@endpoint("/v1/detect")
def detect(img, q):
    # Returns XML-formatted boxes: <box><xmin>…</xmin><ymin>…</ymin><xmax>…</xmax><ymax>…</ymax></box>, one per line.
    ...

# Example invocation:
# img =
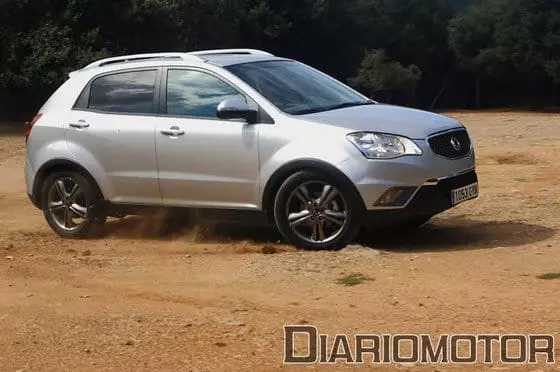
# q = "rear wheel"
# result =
<box><xmin>273</xmin><ymin>171</ymin><xmax>363</xmax><ymax>250</ymax></box>
<box><xmin>41</xmin><ymin>171</ymin><xmax>106</xmax><ymax>238</ymax></box>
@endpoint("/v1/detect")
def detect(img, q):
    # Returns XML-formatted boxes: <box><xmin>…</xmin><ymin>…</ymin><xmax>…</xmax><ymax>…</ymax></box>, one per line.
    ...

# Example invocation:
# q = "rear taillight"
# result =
<box><xmin>24</xmin><ymin>113</ymin><xmax>42</xmax><ymax>143</ymax></box>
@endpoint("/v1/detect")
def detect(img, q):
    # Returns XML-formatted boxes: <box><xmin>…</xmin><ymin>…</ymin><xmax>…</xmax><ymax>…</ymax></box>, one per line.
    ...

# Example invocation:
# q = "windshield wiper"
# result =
<box><xmin>292</xmin><ymin>100</ymin><xmax>375</xmax><ymax>115</ymax></box>
<box><xmin>324</xmin><ymin>100</ymin><xmax>375</xmax><ymax>111</ymax></box>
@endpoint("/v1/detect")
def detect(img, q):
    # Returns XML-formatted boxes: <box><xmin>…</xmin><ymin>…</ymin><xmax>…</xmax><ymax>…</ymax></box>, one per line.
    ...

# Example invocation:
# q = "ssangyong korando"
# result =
<box><xmin>24</xmin><ymin>49</ymin><xmax>478</xmax><ymax>250</ymax></box>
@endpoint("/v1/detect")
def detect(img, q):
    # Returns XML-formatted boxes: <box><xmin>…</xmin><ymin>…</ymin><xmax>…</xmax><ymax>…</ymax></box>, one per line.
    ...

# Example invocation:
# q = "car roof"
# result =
<box><xmin>204</xmin><ymin>54</ymin><xmax>286</xmax><ymax>67</ymax></box>
<box><xmin>69</xmin><ymin>49</ymin><xmax>288</xmax><ymax>78</ymax></box>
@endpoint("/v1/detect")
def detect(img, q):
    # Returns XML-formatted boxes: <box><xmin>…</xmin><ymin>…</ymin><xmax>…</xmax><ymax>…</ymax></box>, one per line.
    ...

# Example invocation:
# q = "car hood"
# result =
<box><xmin>302</xmin><ymin>104</ymin><xmax>463</xmax><ymax>139</ymax></box>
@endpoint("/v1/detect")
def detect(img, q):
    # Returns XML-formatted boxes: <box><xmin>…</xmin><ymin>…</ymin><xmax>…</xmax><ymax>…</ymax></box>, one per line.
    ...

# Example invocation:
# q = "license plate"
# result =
<box><xmin>451</xmin><ymin>182</ymin><xmax>479</xmax><ymax>206</ymax></box>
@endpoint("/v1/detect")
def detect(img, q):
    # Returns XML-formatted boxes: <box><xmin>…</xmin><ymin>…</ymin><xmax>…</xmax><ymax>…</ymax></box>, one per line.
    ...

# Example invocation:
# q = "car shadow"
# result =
<box><xmin>105</xmin><ymin>214</ymin><xmax>556</xmax><ymax>253</ymax></box>
<box><xmin>357</xmin><ymin>216</ymin><xmax>557</xmax><ymax>253</ymax></box>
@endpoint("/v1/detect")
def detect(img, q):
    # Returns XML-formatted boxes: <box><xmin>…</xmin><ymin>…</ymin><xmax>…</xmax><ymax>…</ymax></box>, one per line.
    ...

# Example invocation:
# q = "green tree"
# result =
<box><xmin>0</xmin><ymin>0</ymin><xmax>183</xmax><ymax>116</ymax></box>
<box><xmin>1</xmin><ymin>0</ymin><xmax>560</xmax><ymax>117</ymax></box>
<box><xmin>351</xmin><ymin>50</ymin><xmax>422</xmax><ymax>104</ymax></box>
<box><xmin>352</xmin><ymin>0</ymin><xmax>455</xmax><ymax>106</ymax></box>
<box><xmin>0</xmin><ymin>0</ymin><xmax>108</xmax><ymax>116</ymax></box>
<box><xmin>449</xmin><ymin>0</ymin><xmax>560</xmax><ymax>106</ymax></box>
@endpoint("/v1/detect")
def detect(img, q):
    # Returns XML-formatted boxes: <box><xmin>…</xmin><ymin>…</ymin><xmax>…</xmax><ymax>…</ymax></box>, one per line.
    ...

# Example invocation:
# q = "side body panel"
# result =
<box><xmin>154</xmin><ymin>116</ymin><xmax>261</xmax><ymax>209</ymax></box>
<box><xmin>63</xmin><ymin>110</ymin><xmax>161</xmax><ymax>205</ymax></box>
<box><xmin>25</xmin><ymin>124</ymin><xmax>72</xmax><ymax>196</ymax></box>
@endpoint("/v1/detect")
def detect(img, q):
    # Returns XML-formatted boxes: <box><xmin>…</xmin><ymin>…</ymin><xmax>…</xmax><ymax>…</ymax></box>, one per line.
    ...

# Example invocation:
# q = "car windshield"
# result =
<box><xmin>225</xmin><ymin>60</ymin><xmax>373</xmax><ymax>115</ymax></box>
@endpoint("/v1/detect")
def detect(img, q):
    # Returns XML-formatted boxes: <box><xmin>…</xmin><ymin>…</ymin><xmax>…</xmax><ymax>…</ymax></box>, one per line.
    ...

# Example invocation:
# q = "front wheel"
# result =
<box><xmin>41</xmin><ymin>171</ymin><xmax>107</xmax><ymax>239</ymax></box>
<box><xmin>273</xmin><ymin>171</ymin><xmax>364</xmax><ymax>250</ymax></box>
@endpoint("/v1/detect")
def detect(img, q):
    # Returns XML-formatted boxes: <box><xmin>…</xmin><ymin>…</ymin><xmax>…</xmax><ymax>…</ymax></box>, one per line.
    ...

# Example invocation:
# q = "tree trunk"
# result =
<box><xmin>429</xmin><ymin>78</ymin><xmax>447</xmax><ymax>110</ymax></box>
<box><xmin>475</xmin><ymin>76</ymin><xmax>481</xmax><ymax>109</ymax></box>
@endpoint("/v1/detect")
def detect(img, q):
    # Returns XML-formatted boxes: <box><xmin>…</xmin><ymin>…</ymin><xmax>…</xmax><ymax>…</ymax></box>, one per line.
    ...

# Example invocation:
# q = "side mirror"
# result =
<box><xmin>217</xmin><ymin>98</ymin><xmax>257</xmax><ymax>124</ymax></box>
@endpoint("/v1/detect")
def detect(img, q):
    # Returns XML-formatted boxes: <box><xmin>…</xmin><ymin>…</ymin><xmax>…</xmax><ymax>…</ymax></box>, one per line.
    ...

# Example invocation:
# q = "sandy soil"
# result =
<box><xmin>0</xmin><ymin>112</ymin><xmax>559</xmax><ymax>371</ymax></box>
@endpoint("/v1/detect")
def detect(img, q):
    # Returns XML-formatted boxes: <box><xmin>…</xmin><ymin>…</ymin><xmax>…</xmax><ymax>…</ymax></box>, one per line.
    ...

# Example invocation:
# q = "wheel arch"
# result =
<box><xmin>261</xmin><ymin>158</ymin><xmax>365</xmax><ymax>221</ymax></box>
<box><xmin>32</xmin><ymin>159</ymin><xmax>105</xmax><ymax>207</ymax></box>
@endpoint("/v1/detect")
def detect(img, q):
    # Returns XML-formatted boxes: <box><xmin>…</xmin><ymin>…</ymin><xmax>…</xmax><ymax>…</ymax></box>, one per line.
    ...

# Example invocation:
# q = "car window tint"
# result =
<box><xmin>166</xmin><ymin>70</ymin><xmax>244</xmax><ymax>118</ymax></box>
<box><xmin>88</xmin><ymin>70</ymin><xmax>157</xmax><ymax>114</ymax></box>
<box><xmin>226</xmin><ymin>60</ymin><xmax>368</xmax><ymax>115</ymax></box>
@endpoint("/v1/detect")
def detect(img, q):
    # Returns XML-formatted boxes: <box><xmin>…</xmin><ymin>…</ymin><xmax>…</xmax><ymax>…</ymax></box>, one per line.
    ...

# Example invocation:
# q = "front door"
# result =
<box><xmin>154</xmin><ymin>68</ymin><xmax>260</xmax><ymax>209</ymax></box>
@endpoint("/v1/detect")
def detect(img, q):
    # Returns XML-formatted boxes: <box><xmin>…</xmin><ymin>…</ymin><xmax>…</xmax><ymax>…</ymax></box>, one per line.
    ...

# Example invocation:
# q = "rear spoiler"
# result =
<box><xmin>68</xmin><ymin>70</ymin><xmax>80</xmax><ymax>79</ymax></box>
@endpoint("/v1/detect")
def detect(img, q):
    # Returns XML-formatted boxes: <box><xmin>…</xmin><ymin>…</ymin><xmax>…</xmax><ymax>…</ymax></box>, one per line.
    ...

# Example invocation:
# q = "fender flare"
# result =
<box><xmin>261</xmin><ymin>158</ymin><xmax>365</xmax><ymax>220</ymax></box>
<box><xmin>32</xmin><ymin>159</ymin><xmax>104</xmax><ymax>207</ymax></box>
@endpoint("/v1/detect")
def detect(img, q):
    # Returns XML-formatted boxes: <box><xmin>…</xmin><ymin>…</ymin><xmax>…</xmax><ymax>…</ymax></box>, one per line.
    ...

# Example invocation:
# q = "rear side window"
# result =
<box><xmin>88</xmin><ymin>70</ymin><xmax>157</xmax><ymax>114</ymax></box>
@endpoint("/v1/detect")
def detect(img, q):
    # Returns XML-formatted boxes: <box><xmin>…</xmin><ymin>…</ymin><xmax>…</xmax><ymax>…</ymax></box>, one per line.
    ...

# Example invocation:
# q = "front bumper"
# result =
<box><xmin>366</xmin><ymin>170</ymin><xmax>478</xmax><ymax>225</ymax></box>
<box><xmin>337</xmin><ymin>137</ymin><xmax>477</xmax><ymax>211</ymax></box>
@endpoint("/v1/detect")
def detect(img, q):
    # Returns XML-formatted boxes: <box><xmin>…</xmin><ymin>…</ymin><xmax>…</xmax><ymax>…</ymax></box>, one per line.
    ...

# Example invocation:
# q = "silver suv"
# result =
<box><xmin>24</xmin><ymin>49</ymin><xmax>478</xmax><ymax>250</ymax></box>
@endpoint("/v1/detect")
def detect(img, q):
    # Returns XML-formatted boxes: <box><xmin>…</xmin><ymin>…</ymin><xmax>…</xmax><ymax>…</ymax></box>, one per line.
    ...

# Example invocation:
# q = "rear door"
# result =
<box><xmin>153</xmin><ymin>68</ymin><xmax>261</xmax><ymax>209</ymax></box>
<box><xmin>64</xmin><ymin>69</ymin><xmax>162</xmax><ymax>205</ymax></box>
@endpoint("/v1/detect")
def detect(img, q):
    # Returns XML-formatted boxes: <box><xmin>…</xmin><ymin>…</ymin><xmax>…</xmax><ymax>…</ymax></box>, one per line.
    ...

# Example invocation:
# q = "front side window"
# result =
<box><xmin>88</xmin><ymin>70</ymin><xmax>157</xmax><ymax>114</ymax></box>
<box><xmin>226</xmin><ymin>60</ymin><xmax>372</xmax><ymax>115</ymax></box>
<box><xmin>166</xmin><ymin>69</ymin><xmax>244</xmax><ymax>118</ymax></box>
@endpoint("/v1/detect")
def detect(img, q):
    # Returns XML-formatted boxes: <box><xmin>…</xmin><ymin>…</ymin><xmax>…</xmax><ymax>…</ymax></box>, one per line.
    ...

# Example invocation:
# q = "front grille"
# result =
<box><xmin>428</xmin><ymin>130</ymin><xmax>471</xmax><ymax>159</ymax></box>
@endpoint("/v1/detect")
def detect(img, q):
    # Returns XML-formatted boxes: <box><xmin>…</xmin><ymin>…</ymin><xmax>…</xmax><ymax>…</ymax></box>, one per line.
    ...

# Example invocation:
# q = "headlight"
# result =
<box><xmin>346</xmin><ymin>132</ymin><xmax>423</xmax><ymax>159</ymax></box>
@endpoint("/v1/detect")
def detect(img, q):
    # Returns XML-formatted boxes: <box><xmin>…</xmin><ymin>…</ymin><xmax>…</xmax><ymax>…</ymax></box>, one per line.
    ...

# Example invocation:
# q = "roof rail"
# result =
<box><xmin>83</xmin><ymin>53</ymin><xmax>204</xmax><ymax>69</ymax></box>
<box><xmin>79</xmin><ymin>49</ymin><xmax>274</xmax><ymax>72</ymax></box>
<box><xmin>188</xmin><ymin>49</ymin><xmax>273</xmax><ymax>57</ymax></box>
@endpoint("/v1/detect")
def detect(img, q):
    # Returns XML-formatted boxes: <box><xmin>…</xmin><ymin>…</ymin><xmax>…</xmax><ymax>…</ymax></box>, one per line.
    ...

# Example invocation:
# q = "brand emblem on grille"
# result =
<box><xmin>450</xmin><ymin>137</ymin><xmax>462</xmax><ymax>151</ymax></box>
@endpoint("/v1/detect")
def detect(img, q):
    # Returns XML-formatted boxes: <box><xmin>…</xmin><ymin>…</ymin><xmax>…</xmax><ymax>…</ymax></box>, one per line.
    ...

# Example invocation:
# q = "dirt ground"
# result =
<box><xmin>0</xmin><ymin>112</ymin><xmax>559</xmax><ymax>371</ymax></box>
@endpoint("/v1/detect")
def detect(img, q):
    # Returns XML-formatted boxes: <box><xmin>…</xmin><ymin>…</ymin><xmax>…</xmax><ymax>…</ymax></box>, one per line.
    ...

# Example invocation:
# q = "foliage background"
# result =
<box><xmin>0</xmin><ymin>0</ymin><xmax>559</xmax><ymax>119</ymax></box>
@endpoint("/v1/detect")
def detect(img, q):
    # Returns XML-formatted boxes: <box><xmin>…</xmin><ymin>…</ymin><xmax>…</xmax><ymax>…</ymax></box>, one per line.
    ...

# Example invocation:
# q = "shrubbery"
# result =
<box><xmin>0</xmin><ymin>0</ymin><xmax>559</xmax><ymax>118</ymax></box>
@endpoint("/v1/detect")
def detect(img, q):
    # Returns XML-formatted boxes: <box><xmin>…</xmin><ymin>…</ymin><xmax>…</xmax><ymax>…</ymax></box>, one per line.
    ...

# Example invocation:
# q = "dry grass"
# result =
<box><xmin>489</xmin><ymin>153</ymin><xmax>539</xmax><ymax>165</ymax></box>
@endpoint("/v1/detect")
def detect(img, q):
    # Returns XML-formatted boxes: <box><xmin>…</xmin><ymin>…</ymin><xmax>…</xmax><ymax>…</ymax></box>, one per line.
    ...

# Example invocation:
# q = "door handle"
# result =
<box><xmin>69</xmin><ymin>120</ymin><xmax>90</xmax><ymax>129</ymax></box>
<box><xmin>160</xmin><ymin>126</ymin><xmax>185</xmax><ymax>137</ymax></box>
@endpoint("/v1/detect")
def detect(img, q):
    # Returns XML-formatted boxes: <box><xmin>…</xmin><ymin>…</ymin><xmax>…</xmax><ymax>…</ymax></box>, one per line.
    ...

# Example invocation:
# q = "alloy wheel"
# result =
<box><xmin>47</xmin><ymin>177</ymin><xmax>88</xmax><ymax>232</ymax></box>
<box><xmin>286</xmin><ymin>181</ymin><xmax>348</xmax><ymax>244</ymax></box>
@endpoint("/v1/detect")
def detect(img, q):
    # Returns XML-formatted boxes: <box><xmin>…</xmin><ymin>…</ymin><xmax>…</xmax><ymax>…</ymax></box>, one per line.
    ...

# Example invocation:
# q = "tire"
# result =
<box><xmin>41</xmin><ymin>171</ymin><xmax>107</xmax><ymax>239</ymax></box>
<box><xmin>273</xmin><ymin>171</ymin><xmax>364</xmax><ymax>250</ymax></box>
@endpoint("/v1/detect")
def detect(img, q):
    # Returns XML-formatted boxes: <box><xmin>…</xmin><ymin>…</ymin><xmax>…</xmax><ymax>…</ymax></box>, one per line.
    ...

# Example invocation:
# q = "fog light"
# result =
<box><xmin>374</xmin><ymin>187</ymin><xmax>417</xmax><ymax>207</ymax></box>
